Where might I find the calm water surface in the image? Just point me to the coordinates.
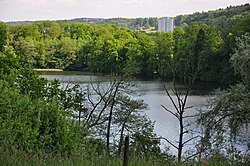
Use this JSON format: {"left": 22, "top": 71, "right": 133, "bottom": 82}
{"left": 40, "top": 71, "right": 216, "bottom": 154}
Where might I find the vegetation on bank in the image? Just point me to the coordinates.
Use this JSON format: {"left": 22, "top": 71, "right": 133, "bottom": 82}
{"left": 0, "top": 49, "right": 169, "bottom": 165}
{"left": 0, "top": 4, "right": 249, "bottom": 165}
{"left": 1, "top": 5, "right": 249, "bottom": 84}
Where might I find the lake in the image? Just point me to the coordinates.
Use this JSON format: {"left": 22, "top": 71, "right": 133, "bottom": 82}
{"left": 39, "top": 71, "right": 216, "bottom": 154}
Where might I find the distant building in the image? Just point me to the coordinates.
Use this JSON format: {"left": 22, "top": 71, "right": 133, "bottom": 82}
{"left": 158, "top": 17, "right": 174, "bottom": 32}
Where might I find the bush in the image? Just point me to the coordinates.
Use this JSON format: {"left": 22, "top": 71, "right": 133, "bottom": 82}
{"left": 0, "top": 78, "right": 82, "bottom": 156}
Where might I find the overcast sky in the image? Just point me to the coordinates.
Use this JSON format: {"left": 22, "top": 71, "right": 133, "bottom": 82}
{"left": 0, "top": 0, "right": 249, "bottom": 22}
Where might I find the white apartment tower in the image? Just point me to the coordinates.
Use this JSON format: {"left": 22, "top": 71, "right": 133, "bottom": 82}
{"left": 158, "top": 17, "right": 174, "bottom": 32}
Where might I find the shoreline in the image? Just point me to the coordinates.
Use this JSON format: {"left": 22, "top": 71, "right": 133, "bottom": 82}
{"left": 34, "top": 69, "right": 63, "bottom": 72}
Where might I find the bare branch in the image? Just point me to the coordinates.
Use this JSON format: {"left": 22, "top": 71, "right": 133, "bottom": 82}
{"left": 183, "top": 151, "right": 201, "bottom": 163}
{"left": 163, "top": 84, "right": 180, "bottom": 113}
{"left": 182, "top": 135, "right": 201, "bottom": 146}
{"left": 151, "top": 137, "right": 179, "bottom": 150}
{"left": 89, "top": 119, "right": 107, "bottom": 128}
{"left": 184, "top": 106, "right": 194, "bottom": 110}
{"left": 161, "top": 105, "right": 180, "bottom": 120}
{"left": 183, "top": 114, "right": 199, "bottom": 119}
{"left": 171, "top": 87, "right": 183, "bottom": 112}
{"left": 85, "top": 81, "right": 117, "bottom": 127}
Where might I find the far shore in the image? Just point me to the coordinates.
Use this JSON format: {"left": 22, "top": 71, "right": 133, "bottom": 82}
{"left": 34, "top": 69, "right": 64, "bottom": 72}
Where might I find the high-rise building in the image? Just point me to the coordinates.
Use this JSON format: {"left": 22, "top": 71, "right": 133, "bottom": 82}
{"left": 158, "top": 17, "right": 174, "bottom": 32}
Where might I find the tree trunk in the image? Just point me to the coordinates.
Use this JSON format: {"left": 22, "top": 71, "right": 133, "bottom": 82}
{"left": 123, "top": 136, "right": 129, "bottom": 166}
{"left": 118, "top": 121, "right": 126, "bottom": 155}
{"left": 178, "top": 112, "right": 184, "bottom": 162}
{"left": 106, "top": 83, "right": 119, "bottom": 154}
{"left": 78, "top": 109, "right": 81, "bottom": 126}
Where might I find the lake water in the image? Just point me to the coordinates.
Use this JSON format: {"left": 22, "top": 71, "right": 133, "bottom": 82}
{"left": 39, "top": 71, "right": 216, "bottom": 154}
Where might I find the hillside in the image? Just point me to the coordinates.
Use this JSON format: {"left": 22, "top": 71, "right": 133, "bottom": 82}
{"left": 5, "top": 3, "right": 250, "bottom": 33}
{"left": 67, "top": 3, "right": 250, "bottom": 32}
{"left": 174, "top": 3, "right": 250, "bottom": 32}
{"left": 67, "top": 17, "right": 158, "bottom": 31}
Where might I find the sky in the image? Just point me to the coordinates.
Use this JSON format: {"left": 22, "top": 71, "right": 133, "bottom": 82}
{"left": 0, "top": 0, "right": 249, "bottom": 22}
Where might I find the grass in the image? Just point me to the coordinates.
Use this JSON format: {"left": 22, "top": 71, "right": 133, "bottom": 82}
{"left": 1, "top": 147, "right": 249, "bottom": 166}
{"left": 0, "top": 149, "right": 174, "bottom": 166}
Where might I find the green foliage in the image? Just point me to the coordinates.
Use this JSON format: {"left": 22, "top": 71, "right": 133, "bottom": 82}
{"left": 0, "top": 53, "right": 84, "bottom": 161}
{"left": 95, "top": 17, "right": 158, "bottom": 30}
{"left": 17, "top": 68, "right": 48, "bottom": 98}
{"left": 0, "top": 50, "right": 167, "bottom": 164}
{"left": 0, "top": 46, "right": 20, "bottom": 74}
{"left": 174, "top": 3, "right": 250, "bottom": 36}
{"left": 2, "top": 13, "right": 248, "bottom": 83}
{"left": 55, "top": 37, "right": 78, "bottom": 68}
{"left": 197, "top": 33, "right": 250, "bottom": 162}
{"left": 172, "top": 23, "right": 223, "bottom": 82}
{"left": 0, "top": 22, "right": 7, "bottom": 52}
{"left": 13, "top": 36, "right": 38, "bottom": 66}
{"left": 153, "top": 32, "right": 174, "bottom": 77}
{"left": 1, "top": 4, "right": 249, "bottom": 164}
{"left": 0, "top": 82, "right": 79, "bottom": 152}
{"left": 174, "top": 4, "right": 249, "bottom": 85}
{"left": 230, "top": 33, "right": 250, "bottom": 87}
{"left": 130, "top": 118, "right": 162, "bottom": 158}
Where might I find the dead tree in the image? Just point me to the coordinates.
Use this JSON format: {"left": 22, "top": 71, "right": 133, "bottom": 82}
{"left": 161, "top": 69, "right": 202, "bottom": 162}
{"left": 160, "top": 28, "right": 210, "bottom": 162}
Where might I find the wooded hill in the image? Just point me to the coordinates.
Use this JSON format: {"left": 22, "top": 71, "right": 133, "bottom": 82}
{"left": 66, "top": 3, "right": 250, "bottom": 32}
{"left": 5, "top": 3, "right": 250, "bottom": 32}
{"left": 175, "top": 3, "right": 250, "bottom": 35}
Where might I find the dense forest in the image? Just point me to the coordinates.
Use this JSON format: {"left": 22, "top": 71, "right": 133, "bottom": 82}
{"left": 1, "top": 4, "right": 250, "bottom": 84}
{"left": 175, "top": 4, "right": 250, "bottom": 32}
{"left": 0, "top": 3, "right": 249, "bottom": 166}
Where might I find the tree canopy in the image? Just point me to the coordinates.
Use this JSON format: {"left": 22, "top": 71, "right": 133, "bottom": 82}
{"left": 2, "top": 18, "right": 248, "bottom": 85}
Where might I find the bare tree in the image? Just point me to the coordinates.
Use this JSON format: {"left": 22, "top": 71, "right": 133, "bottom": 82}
{"left": 66, "top": 77, "right": 159, "bottom": 156}
{"left": 161, "top": 28, "right": 208, "bottom": 162}
{"left": 161, "top": 66, "right": 204, "bottom": 162}
{"left": 84, "top": 81, "right": 116, "bottom": 129}
{"left": 106, "top": 80, "right": 120, "bottom": 154}
{"left": 71, "top": 78, "right": 142, "bottom": 154}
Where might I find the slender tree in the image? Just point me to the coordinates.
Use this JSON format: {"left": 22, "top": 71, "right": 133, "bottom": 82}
{"left": 161, "top": 26, "right": 211, "bottom": 162}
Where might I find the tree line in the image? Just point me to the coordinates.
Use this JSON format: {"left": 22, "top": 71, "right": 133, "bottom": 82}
{"left": 0, "top": 16, "right": 248, "bottom": 84}
{"left": 94, "top": 17, "right": 158, "bottom": 30}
